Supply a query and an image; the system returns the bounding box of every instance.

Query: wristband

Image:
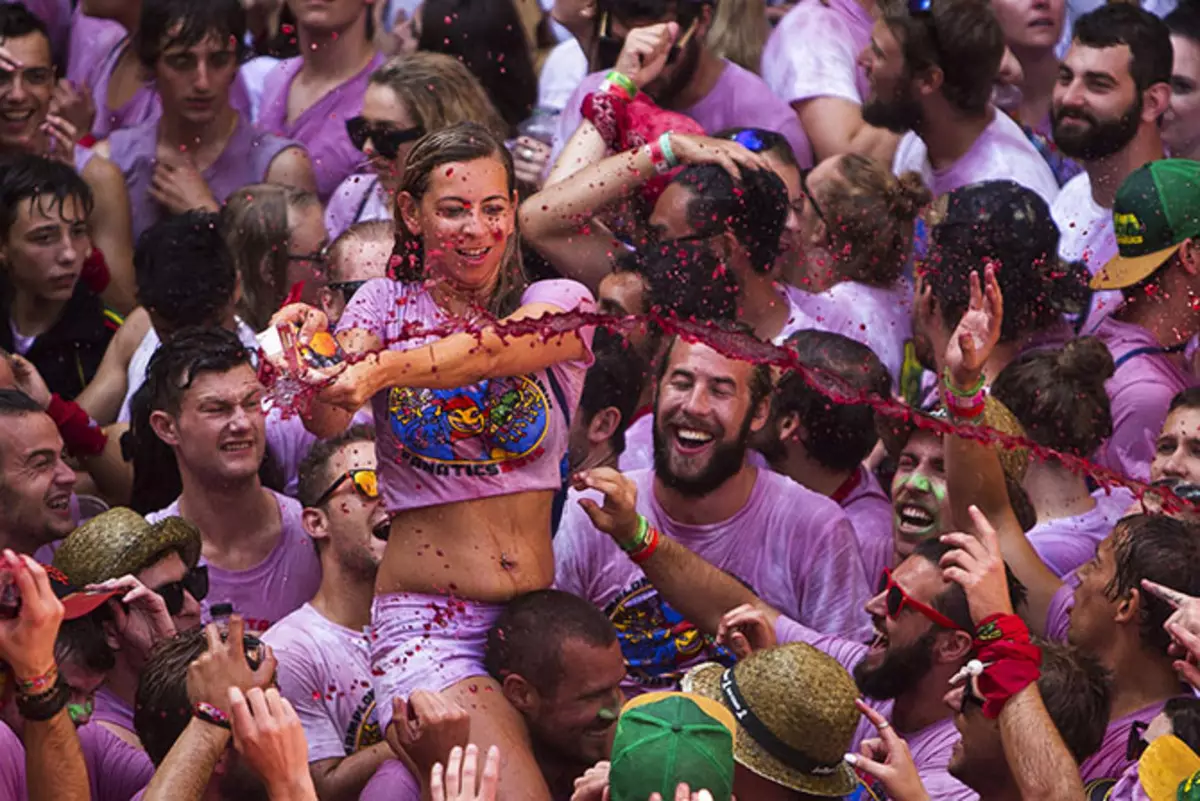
[194,701,232,730]
[16,676,67,722]
[941,367,986,399]
[646,138,673,175]
[46,393,109,457]
[78,134,97,149]
[971,614,1042,719]
[630,525,661,565]
[658,133,679,169]
[620,515,650,553]
[16,665,58,696]
[600,70,638,102]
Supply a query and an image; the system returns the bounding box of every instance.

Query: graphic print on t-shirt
[605,577,739,688]
[388,375,550,472]
[344,688,382,754]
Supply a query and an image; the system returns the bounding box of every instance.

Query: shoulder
[262,604,318,650]
[81,150,126,188]
[764,470,854,528]
[521,278,596,312]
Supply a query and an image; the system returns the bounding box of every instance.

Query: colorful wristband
[942,367,986,399]
[194,702,232,730]
[16,676,67,722]
[580,91,629,151]
[646,138,674,175]
[16,665,58,696]
[46,393,109,457]
[972,614,1042,719]
[600,70,638,102]
[658,133,679,169]
[620,515,650,553]
[630,525,661,565]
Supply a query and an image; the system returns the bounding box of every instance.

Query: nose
[7,73,28,101]
[864,589,887,618]
[52,455,76,487]
[460,208,486,236]
[1058,78,1087,109]
[362,134,378,158]
[194,60,211,92]
[1160,448,1189,479]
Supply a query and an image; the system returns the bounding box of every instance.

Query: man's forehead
[329,441,377,472]
[895,553,948,599]
[184,366,261,399]
[0,412,60,458]
[3,31,52,64]
[901,429,943,458]
[665,340,747,381]
[161,27,238,53]
[1065,41,1133,75]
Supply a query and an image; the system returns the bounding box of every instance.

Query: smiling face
[652,339,769,498]
[0,410,76,547]
[890,430,950,561]
[400,155,516,298]
[2,193,90,304]
[1152,405,1200,484]
[859,20,924,134]
[154,31,240,127]
[312,440,388,577]
[1052,43,1143,161]
[0,30,54,152]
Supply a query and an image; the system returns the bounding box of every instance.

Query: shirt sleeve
[335,278,394,341]
[763,12,864,106]
[521,279,598,369]
[797,515,874,641]
[80,724,154,801]
[269,637,348,762]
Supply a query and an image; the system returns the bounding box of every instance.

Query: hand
[846,701,930,801]
[513,136,551,188]
[668,134,770,179]
[386,692,471,778]
[648,785,715,801]
[150,153,220,215]
[40,114,79,165]
[570,761,610,801]
[86,575,176,656]
[572,467,641,547]
[431,744,501,801]
[716,604,778,658]
[614,22,679,89]
[269,303,330,346]
[50,79,95,138]
[186,615,277,714]
[1141,578,1200,688]
[938,506,1013,623]
[8,355,51,409]
[228,687,317,799]
[0,552,63,678]
[943,264,1002,389]
[315,357,377,411]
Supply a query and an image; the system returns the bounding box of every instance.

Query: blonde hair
[369,52,508,141]
[393,123,527,317]
[819,155,931,287]
[705,0,769,73]
[220,184,320,331]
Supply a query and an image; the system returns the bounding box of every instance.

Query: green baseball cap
[1093,159,1200,290]
[608,691,736,801]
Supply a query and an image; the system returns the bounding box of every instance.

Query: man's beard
[1052,97,1142,161]
[653,412,752,497]
[853,628,937,700]
[862,80,924,134]
[645,40,702,110]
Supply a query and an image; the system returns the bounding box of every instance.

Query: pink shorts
[369,592,504,715]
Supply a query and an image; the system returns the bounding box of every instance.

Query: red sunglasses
[877,568,965,631]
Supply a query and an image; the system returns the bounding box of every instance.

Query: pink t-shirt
[552,61,813,169]
[336,278,596,516]
[0,721,154,801]
[92,685,136,735]
[774,616,977,800]
[324,173,391,240]
[892,109,1060,205]
[360,758,422,801]
[1080,702,1168,786]
[784,281,912,389]
[761,0,873,108]
[555,468,873,691]
[1093,317,1194,482]
[1026,487,1135,577]
[256,53,386,202]
[147,490,322,633]
[841,466,895,585]
[262,603,381,761]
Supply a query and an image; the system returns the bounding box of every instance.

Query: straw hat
[682,643,860,797]
[53,507,201,587]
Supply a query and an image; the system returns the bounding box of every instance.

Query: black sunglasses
[153,566,209,617]
[800,169,827,224]
[906,0,944,64]
[328,279,369,299]
[594,12,700,72]
[345,116,425,160]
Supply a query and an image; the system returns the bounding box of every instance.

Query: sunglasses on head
[877,568,965,630]
[313,468,379,508]
[345,116,425,160]
[152,565,209,617]
[594,12,701,72]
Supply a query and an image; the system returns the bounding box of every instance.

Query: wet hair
[136,0,248,71]
[1169,386,1200,414]
[0,388,43,418]
[0,3,49,41]
[485,589,617,693]
[1073,3,1172,93]
[912,537,1028,629]
[136,212,238,336]
[639,240,741,324]
[416,0,537,136]
[766,330,892,471]
[144,326,253,417]
[578,328,645,456]
[296,424,375,509]
[1035,641,1112,765]
[882,0,1004,114]
[991,337,1114,458]
[1164,696,1200,754]
[0,153,93,241]
[1167,3,1200,45]
[392,122,526,317]
[670,164,788,273]
[367,52,508,141]
[820,157,930,287]
[1107,514,1200,655]
[220,184,321,332]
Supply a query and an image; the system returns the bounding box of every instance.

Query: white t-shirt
[761,0,873,107]
[1051,171,1125,332]
[538,38,588,114]
[892,109,1060,204]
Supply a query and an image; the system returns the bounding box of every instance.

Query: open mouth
[896,503,935,534]
[672,427,716,454]
[372,519,391,541]
[0,109,34,124]
[866,627,890,656]
[455,246,492,262]
[46,495,71,515]
[219,441,255,454]
[1029,17,1054,27]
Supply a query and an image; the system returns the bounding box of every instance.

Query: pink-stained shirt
[761,0,872,109]
[324,173,391,240]
[337,278,596,516]
[841,465,895,585]
[892,109,1060,205]
[1080,702,1168,786]
[66,8,124,89]
[555,468,873,691]
[0,721,154,801]
[774,615,977,801]
[257,53,386,202]
[1092,317,1194,482]
[147,490,322,633]
[784,281,912,390]
[360,758,422,801]
[262,603,382,761]
[1027,487,1135,577]
[1052,172,1125,332]
[552,61,813,170]
[92,685,136,735]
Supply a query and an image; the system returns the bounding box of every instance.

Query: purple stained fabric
[324,173,390,240]
[106,112,302,241]
[360,758,422,801]
[256,53,385,202]
[65,7,124,89]
[1080,702,1168,785]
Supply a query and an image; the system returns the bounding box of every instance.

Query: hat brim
[58,588,120,620]
[1092,242,1184,290]
[682,663,859,797]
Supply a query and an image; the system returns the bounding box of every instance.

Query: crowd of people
[7,0,1200,799]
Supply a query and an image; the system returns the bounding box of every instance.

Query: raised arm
[794,97,900,164]
[82,155,137,314]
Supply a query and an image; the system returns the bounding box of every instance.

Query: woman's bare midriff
[375,489,557,603]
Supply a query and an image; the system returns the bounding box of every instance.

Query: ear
[580,0,596,20]
[1114,586,1141,626]
[500,674,537,713]
[777,410,802,444]
[101,608,122,652]
[398,192,422,238]
[1178,239,1200,276]
[935,629,974,664]
[587,407,622,447]
[1143,82,1172,123]
[914,65,945,99]
[301,507,331,543]
[149,409,181,447]
[748,391,772,435]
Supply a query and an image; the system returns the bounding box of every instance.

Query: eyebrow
[439,195,508,204]
[23,447,58,465]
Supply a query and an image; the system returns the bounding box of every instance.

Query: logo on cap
[1114,212,1145,247]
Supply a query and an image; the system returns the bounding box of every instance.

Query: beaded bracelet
[16,665,58,696]
[630,526,662,565]
[16,676,67,722]
[599,70,638,103]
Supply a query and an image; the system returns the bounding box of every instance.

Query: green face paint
[67,700,93,724]
[893,472,947,539]
[596,706,618,722]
